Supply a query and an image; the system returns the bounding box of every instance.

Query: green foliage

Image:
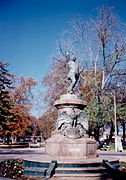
[116,103,126,121]
[85,100,103,125]
[85,99,112,134]
[0,61,15,132]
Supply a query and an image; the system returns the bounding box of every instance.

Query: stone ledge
[54,99,87,108]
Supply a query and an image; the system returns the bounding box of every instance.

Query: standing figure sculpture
[65,52,83,94]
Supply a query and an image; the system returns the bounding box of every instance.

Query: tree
[40,5,126,140]
[9,76,37,140]
[42,57,68,108]
[37,110,56,139]
[69,6,126,141]
[0,61,37,143]
[0,61,15,140]
[114,86,126,142]
[38,56,68,137]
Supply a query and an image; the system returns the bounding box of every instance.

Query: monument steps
[23,156,119,178]
[23,159,50,168]
[56,162,102,167]
[52,172,110,180]
[53,172,107,177]
[23,167,47,177]
[55,166,106,174]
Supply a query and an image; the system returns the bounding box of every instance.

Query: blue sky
[0,0,126,117]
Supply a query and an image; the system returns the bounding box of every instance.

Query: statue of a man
[65,52,83,94]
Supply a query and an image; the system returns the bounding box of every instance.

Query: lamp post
[113,94,118,152]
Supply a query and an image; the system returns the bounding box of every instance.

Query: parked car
[24,136,44,142]
[29,141,42,148]
[26,136,45,148]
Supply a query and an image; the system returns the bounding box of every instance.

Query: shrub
[0,159,24,179]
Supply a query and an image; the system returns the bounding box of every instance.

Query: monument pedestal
[46,93,97,160]
[46,134,97,160]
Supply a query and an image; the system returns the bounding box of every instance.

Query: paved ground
[0,146,126,162]
[98,149,126,162]
[0,146,45,161]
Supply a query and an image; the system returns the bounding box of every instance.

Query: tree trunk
[94,126,100,142]
[6,133,11,145]
[11,135,17,144]
[88,126,93,138]
[3,135,6,144]
[122,122,126,142]
[117,124,119,135]
[107,121,114,144]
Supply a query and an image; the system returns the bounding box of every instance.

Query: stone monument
[46,52,97,160]
[23,53,119,179]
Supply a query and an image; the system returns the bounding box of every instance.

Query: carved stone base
[54,94,88,138]
[45,134,97,160]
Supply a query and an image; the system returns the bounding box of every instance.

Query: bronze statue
[65,52,83,94]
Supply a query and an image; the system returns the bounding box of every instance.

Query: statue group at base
[54,94,88,139]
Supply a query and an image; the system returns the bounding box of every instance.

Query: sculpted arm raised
[65,52,82,94]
